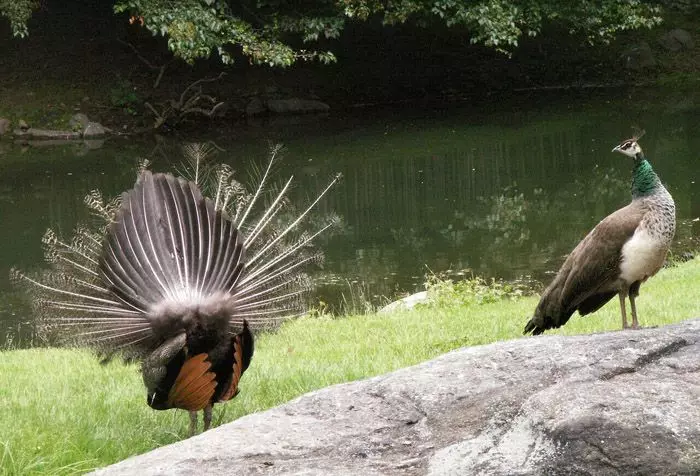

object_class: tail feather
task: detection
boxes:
[12,145,337,356]
[218,321,254,402]
[524,293,576,335]
[100,171,245,314]
[523,318,544,336]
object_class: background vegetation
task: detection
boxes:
[2,0,664,64]
[1,1,699,131]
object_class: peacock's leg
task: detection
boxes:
[629,294,640,329]
[189,411,198,436]
[629,281,641,329]
[203,405,213,431]
[618,293,628,329]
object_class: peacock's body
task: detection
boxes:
[524,136,675,335]
[14,145,338,434]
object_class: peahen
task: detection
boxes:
[13,144,338,435]
[524,135,675,335]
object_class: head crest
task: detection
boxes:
[631,128,645,142]
[612,130,645,157]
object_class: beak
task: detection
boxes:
[611,145,621,153]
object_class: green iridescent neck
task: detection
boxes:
[631,154,661,198]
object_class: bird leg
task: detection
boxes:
[629,281,642,329]
[203,405,213,431]
[618,293,628,329]
[629,294,640,329]
[189,411,198,436]
[188,406,213,436]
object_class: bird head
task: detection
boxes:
[612,133,644,159]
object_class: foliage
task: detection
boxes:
[109,78,141,115]
[341,0,663,52]
[2,0,664,64]
[113,0,340,66]
[0,0,37,37]
[424,273,530,308]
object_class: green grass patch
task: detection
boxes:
[2,257,699,474]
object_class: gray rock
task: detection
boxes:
[226,98,247,116]
[659,28,694,52]
[245,97,267,116]
[621,41,656,70]
[69,113,91,131]
[82,122,106,138]
[13,128,82,140]
[0,118,9,136]
[94,318,700,475]
[266,98,330,114]
[379,291,429,313]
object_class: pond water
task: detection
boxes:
[1,89,698,347]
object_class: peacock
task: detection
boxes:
[524,134,675,335]
[13,144,338,435]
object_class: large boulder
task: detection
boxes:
[94,319,700,475]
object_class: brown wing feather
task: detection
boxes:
[559,203,644,307]
[525,202,645,334]
[167,353,217,411]
[219,336,244,402]
[218,321,254,402]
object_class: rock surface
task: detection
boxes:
[82,121,106,138]
[659,28,694,52]
[69,113,91,131]
[266,98,330,114]
[0,118,10,136]
[94,319,700,476]
[621,41,656,70]
[13,128,82,140]
[379,291,429,313]
[245,97,267,116]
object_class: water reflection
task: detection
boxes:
[1,90,698,346]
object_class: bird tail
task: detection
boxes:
[523,292,576,335]
[12,144,338,358]
[523,318,543,335]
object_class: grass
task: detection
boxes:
[1,257,699,474]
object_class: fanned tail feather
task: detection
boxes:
[13,144,337,356]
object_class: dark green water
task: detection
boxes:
[1,89,698,346]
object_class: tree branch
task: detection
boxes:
[116,38,172,89]
[178,72,226,106]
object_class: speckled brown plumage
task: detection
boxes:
[525,137,675,335]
